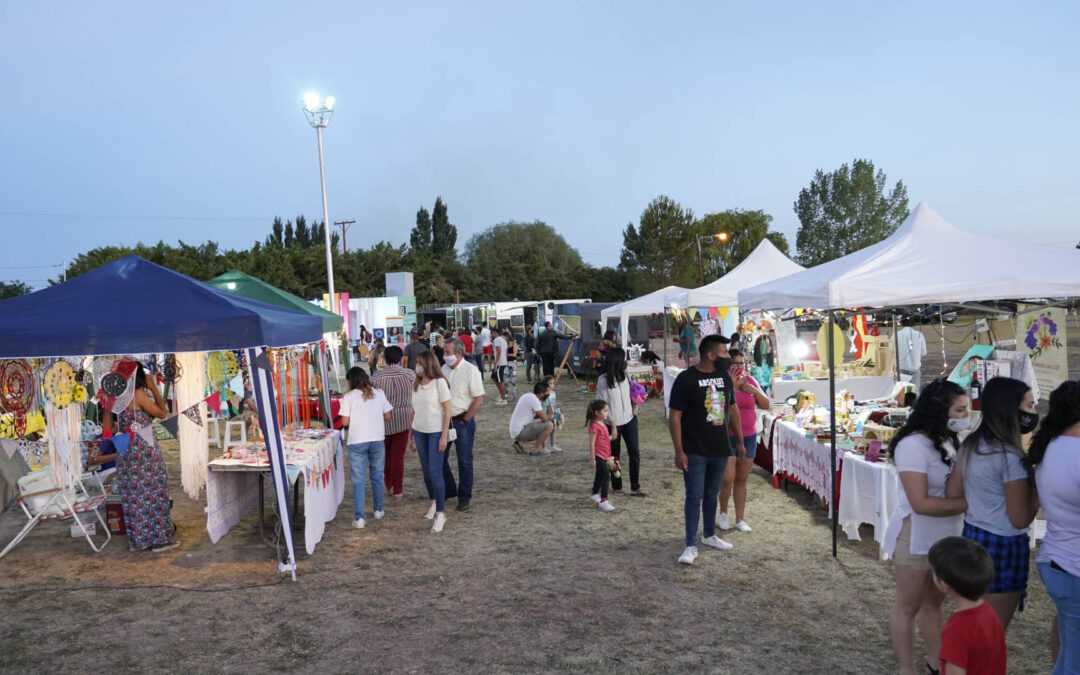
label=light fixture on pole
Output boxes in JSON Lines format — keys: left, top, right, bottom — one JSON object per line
{"left": 302, "top": 92, "right": 337, "bottom": 313}
{"left": 695, "top": 231, "right": 730, "bottom": 285}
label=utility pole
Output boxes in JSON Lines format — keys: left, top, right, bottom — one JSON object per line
{"left": 335, "top": 220, "right": 355, "bottom": 253}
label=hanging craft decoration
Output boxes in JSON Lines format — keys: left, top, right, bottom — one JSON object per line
{"left": 97, "top": 358, "right": 138, "bottom": 414}
{"left": 182, "top": 404, "right": 203, "bottom": 427}
{"left": 0, "top": 359, "right": 35, "bottom": 437}
{"left": 224, "top": 351, "right": 240, "bottom": 379}
{"left": 207, "top": 351, "right": 228, "bottom": 391}
{"left": 176, "top": 351, "right": 209, "bottom": 499}
{"left": 161, "top": 354, "right": 183, "bottom": 384}
{"left": 42, "top": 360, "right": 78, "bottom": 409}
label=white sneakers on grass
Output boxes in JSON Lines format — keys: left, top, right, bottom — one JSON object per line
{"left": 718, "top": 512, "right": 730, "bottom": 530}
{"left": 353, "top": 518, "right": 365, "bottom": 529}
{"left": 678, "top": 546, "right": 699, "bottom": 565}
{"left": 590, "top": 494, "right": 601, "bottom": 504}
{"left": 424, "top": 503, "right": 437, "bottom": 520}
{"left": 374, "top": 510, "right": 384, "bottom": 521}
{"left": 597, "top": 500, "right": 615, "bottom": 513}
{"left": 700, "top": 535, "right": 733, "bottom": 551}
{"left": 735, "top": 520, "right": 752, "bottom": 532}
{"left": 432, "top": 512, "right": 447, "bottom": 533}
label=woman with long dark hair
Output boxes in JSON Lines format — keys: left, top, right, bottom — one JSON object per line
{"left": 719, "top": 348, "right": 769, "bottom": 532}
{"left": 1026, "top": 380, "right": 1080, "bottom": 674}
{"left": 947, "top": 377, "right": 1039, "bottom": 630}
{"left": 410, "top": 351, "right": 452, "bottom": 533}
{"left": 883, "top": 379, "right": 970, "bottom": 675}
{"left": 596, "top": 347, "right": 647, "bottom": 496}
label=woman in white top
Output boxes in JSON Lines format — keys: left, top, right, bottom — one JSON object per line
{"left": 948, "top": 377, "right": 1039, "bottom": 630}
{"left": 596, "top": 348, "right": 646, "bottom": 496}
{"left": 884, "top": 379, "right": 969, "bottom": 675}
{"left": 1026, "top": 380, "right": 1080, "bottom": 674}
{"left": 410, "top": 351, "right": 452, "bottom": 533}
{"left": 339, "top": 367, "right": 393, "bottom": 530}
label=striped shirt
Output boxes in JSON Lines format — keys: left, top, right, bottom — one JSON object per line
{"left": 371, "top": 365, "right": 415, "bottom": 435}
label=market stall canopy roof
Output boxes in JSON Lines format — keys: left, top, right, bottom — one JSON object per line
{"left": 738, "top": 202, "right": 1080, "bottom": 311}
{"left": 666, "top": 238, "right": 805, "bottom": 309}
{"left": 0, "top": 256, "right": 324, "bottom": 358}
{"left": 206, "top": 269, "right": 343, "bottom": 334}
{"left": 600, "top": 285, "right": 687, "bottom": 347}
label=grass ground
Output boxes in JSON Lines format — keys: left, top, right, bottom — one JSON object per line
{"left": 1, "top": 315, "right": 1074, "bottom": 674}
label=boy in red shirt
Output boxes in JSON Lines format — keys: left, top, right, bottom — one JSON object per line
{"left": 928, "top": 536, "right": 1007, "bottom": 675}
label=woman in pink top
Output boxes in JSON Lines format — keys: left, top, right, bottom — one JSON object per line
{"left": 719, "top": 348, "right": 770, "bottom": 532}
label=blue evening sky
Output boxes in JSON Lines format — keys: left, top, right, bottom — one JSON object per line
{"left": 2, "top": 2, "right": 1077, "bottom": 289}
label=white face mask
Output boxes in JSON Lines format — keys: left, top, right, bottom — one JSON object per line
{"left": 444, "top": 354, "right": 458, "bottom": 366}
{"left": 947, "top": 417, "right": 970, "bottom": 433}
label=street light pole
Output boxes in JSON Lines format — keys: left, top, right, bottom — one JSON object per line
{"left": 303, "top": 93, "right": 337, "bottom": 313}
{"left": 695, "top": 232, "right": 730, "bottom": 285}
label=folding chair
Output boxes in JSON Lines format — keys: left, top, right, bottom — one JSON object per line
{"left": 0, "top": 468, "right": 112, "bottom": 561}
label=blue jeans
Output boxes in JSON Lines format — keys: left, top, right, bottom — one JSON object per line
{"left": 683, "top": 453, "right": 728, "bottom": 547}
{"left": 728, "top": 433, "right": 759, "bottom": 460}
{"left": 443, "top": 417, "right": 475, "bottom": 502}
{"left": 347, "top": 441, "right": 385, "bottom": 519}
{"left": 413, "top": 430, "right": 446, "bottom": 512}
{"left": 1039, "top": 562, "right": 1080, "bottom": 675}
{"left": 473, "top": 353, "right": 484, "bottom": 375}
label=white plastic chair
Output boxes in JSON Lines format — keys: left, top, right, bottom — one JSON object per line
{"left": 206, "top": 415, "right": 221, "bottom": 448}
{"left": 0, "top": 470, "right": 112, "bottom": 561}
{"left": 223, "top": 419, "right": 247, "bottom": 450}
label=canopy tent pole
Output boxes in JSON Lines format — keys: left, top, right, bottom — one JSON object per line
{"left": 828, "top": 310, "right": 838, "bottom": 558}
{"left": 893, "top": 314, "right": 901, "bottom": 382}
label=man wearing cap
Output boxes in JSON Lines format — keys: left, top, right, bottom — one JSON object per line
{"left": 441, "top": 337, "right": 484, "bottom": 511}
{"left": 403, "top": 329, "right": 429, "bottom": 371}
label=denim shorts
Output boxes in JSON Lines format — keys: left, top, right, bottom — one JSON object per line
{"left": 729, "top": 433, "right": 758, "bottom": 460}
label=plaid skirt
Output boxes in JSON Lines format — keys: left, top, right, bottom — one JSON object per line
{"left": 962, "top": 521, "right": 1030, "bottom": 597}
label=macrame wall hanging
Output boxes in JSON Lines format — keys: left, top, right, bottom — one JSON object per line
{"left": 176, "top": 351, "right": 208, "bottom": 499}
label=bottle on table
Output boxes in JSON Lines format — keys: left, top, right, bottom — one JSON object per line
{"left": 970, "top": 371, "right": 982, "bottom": 411}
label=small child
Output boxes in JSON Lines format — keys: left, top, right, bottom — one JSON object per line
{"left": 542, "top": 375, "right": 563, "bottom": 452}
{"left": 586, "top": 400, "right": 615, "bottom": 512}
{"left": 928, "top": 536, "right": 1007, "bottom": 675}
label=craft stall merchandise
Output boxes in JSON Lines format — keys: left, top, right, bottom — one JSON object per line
{"left": 755, "top": 387, "right": 912, "bottom": 558}
{"left": 267, "top": 346, "right": 334, "bottom": 429}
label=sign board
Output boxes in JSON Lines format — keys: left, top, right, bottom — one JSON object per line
{"left": 385, "top": 316, "right": 404, "bottom": 345}
{"left": 1016, "top": 303, "right": 1068, "bottom": 401}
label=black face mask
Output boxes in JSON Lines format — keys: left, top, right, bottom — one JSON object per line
{"left": 714, "top": 356, "right": 732, "bottom": 372}
{"left": 1018, "top": 410, "right": 1039, "bottom": 435}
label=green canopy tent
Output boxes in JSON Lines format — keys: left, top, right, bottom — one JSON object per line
{"left": 206, "top": 270, "right": 343, "bottom": 333}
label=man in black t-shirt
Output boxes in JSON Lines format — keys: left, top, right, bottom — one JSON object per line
{"left": 668, "top": 334, "right": 745, "bottom": 565}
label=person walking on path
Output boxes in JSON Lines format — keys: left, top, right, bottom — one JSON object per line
{"left": 586, "top": 399, "right": 616, "bottom": 513}
{"left": 897, "top": 316, "right": 928, "bottom": 389}
{"left": 503, "top": 329, "right": 520, "bottom": 402}
{"left": 480, "top": 324, "right": 494, "bottom": 372}
{"left": 596, "top": 347, "right": 647, "bottom": 496}
{"left": 339, "top": 367, "right": 393, "bottom": 529}
{"left": 668, "top": 335, "right": 744, "bottom": 565}
{"left": 441, "top": 337, "right": 485, "bottom": 511}
{"left": 524, "top": 325, "right": 538, "bottom": 383}
{"left": 371, "top": 346, "right": 415, "bottom": 500}
{"left": 536, "top": 321, "right": 574, "bottom": 378}
{"left": 673, "top": 317, "right": 697, "bottom": 365}
{"left": 491, "top": 329, "right": 509, "bottom": 405}
{"left": 458, "top": 329, "right": 474, "bottom": 367}
{"left": 719, "top": 348, "right": 770, "bottom": 532}
{"left": 403, "top": 330, "right": 429, "bottom": 371}
{"left": 472, "top": 326, "right": 485, "bottom": 376}
{"left": 541, "top": 375, "right": 563, "bottom": 452}
{"left": 409, "top": 351, "right": 452, "bottom": 533}
{"left": 665, "top": 334, "right": 743, "bottom": 565}
{"left": 509, "top": 381, "right": 555, "bottom": 456}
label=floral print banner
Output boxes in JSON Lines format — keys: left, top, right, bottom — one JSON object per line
{"left": 1017, "top": 304, "right": 1069, "bottom": 401}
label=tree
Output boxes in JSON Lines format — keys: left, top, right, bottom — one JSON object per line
{"left": 410, "top": 207, "right": 432, "bottom": 252}
{"left": 794, "top": 158, "right": 909, "bottom": 267}
{"left": 295, "top": 217, "right": 311, "bottom": 248}
{"left": 463, "top": 221, "right": 588, "bottom": 300}
{"left": 618, "top": 195, "right": 698, "bottom": 295}
{"left": 430, "top": 196, "right": 458, "bottom": 258}
{"left": 694, "top": 209, "right": 790, "bottom": 282}
{"left": 0, "top": 280, "right": 32, "bottom": 300}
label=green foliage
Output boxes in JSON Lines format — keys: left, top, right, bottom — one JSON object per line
{"left": 0, "top": 280, "right": 32, "bottom": 300}
{"left": 619, "top": 195, "right": 699, "bottom": 295}
{"left": 410, "top": 207, "right": 432, "bottom": 252}
{"left": 693, "top": 209, "right": 790, "bottom": 282}
{"left": 794, "top": 158, "right": 909, "bottom": 267}
{"left": 431, "top": 197, "right": 458, "bottom": 258}
{"left": 462, "top": 221, "right": 591, "bottom": 300}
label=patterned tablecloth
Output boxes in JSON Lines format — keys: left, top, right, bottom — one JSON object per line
{"left": 206, "top": 429, "right": 344, "bottom": 554}
{"left": 761, "top": 412, "right": 837, "bottom": 509}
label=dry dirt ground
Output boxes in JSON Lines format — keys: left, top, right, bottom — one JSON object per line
{"left": 1, "top": 316, "right": 1075, "bottom": 674}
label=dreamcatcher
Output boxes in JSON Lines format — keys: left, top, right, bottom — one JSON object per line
{"left": 41, "top": 360, "right": 85, "bottom": 489}
{"left": 42, "top": 360, "right": 77, "bottom": 409}
{"left": 97, "top": 358, "right": 138, "bottom": 414}
{"left": 0, "top": 359, "right": 35, "bottom": 438}
{"left": 161, "top": 354, "right": 184, "bottom": 384}
{"left": 206, "top": 351, "right": 230, "bottom": 412}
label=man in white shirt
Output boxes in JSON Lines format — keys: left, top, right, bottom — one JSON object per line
{"left": 491, "top": 331, "right": 509, "bottom": 405}
{"left": 897, "top": 317, "right": 927, "bottom": 388}
{"left": 480, "top": 325, "right": 494, "bottom": 372}
{"left": 440, "top": 337, "right": 485, "bottom": 511}
{"left": 509, "top": 381, "right": 554, "bottom": 456}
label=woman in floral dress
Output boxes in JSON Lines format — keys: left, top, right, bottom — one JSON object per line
{"left": 106, "top": 363, "right": 175, "bottom": 552}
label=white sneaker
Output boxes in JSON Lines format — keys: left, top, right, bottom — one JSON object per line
{"left": 700, "top": 535, "right": 734, "bottom": 551}
{"left": 678, "top": 546, "right": 699, "bottom": 565}
{"left": 718, "top": 512, "right": 731, "bottom": 530}
{"left": 550, "top": 445, "right": 563, "bottom": 453}
{"left": 494, "top": 399, "right": 508, "bottom": 406}
{"left": 432, "top": 512, "right": 447, "bottom": 533}
{"left": 374, "top": 510, "right": 384, "bottom": 521}
{"left": 424, "top": 503, "right": 437, "bottom": 520}
{"left": 353, "top": 518, "right": 366, "bottom": 529}
{"left": 598, "top": 500, "right": 615, "bottom": 512}
{"left": 590, "top": 494, "right": 601, "bottom": 504}
{"left": 735, "top": 520, "right": 752, "bottom": 532}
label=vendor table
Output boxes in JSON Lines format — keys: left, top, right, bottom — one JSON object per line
{"left": 760, "top": 412, "right": 836, "bottom": 508}
{"left": 770, "top": 375, "right": 894, "bottom": 404}
{"left": 838, "top": 451, "right": 898, "bottom": 559}
{"left": 206, "top": 429, "right": 344, "bottom": 555}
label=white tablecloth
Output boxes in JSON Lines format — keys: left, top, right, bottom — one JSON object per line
{"left": 206, "top": 429, "right": 345, "bottom": 554}
{"left": 838, "top": 451, "right": 898, "bottom": 559}
{"left": 770, "top": 375, "right": 895, "bottom": 403}
{"left": 763, "top": 413, "right": 836, "bottom": 509}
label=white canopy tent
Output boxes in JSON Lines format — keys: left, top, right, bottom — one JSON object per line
{"left": 667, "top": 238, "right": 805, "bottom": 309}
{"left": 739, "top": 202, "right": 1080, "bottom": 311}
{"left": 601, "top": 285, "right": 687, "bottom": 348}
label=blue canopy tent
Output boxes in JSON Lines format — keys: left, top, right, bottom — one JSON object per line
{"left": 0, "top": 256, "right": 324, "bottom": 579}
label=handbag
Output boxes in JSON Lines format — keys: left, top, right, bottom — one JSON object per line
{"left": 605, "top": 456, "right": 621, "bottom": 478}
{"left": 447, "top": 427, "right": 458, "bottom": 442}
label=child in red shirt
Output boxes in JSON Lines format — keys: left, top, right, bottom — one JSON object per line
{"left": 586, "top": 400, "right": 615, "bottom": 513}
{"left": 929, "top": 536, "right": 1007, "bottom": 675}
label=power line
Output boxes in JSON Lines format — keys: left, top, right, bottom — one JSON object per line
{"left": 0, "top": 211, "right": 271, "bottom": 222}
{"left": 0, "top": 264, "right": 63, "bottom": 270}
